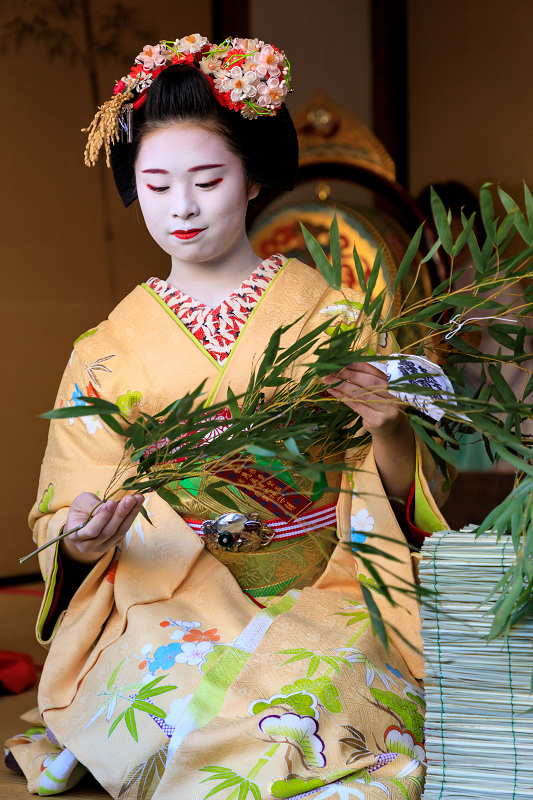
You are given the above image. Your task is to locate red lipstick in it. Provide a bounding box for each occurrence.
[172,229,204,240]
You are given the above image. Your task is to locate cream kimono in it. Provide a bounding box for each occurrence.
[12,259,449,799]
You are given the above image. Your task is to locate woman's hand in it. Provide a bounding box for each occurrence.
[323,363,415,513]
[61,492,144,565]
[323,362,406,436]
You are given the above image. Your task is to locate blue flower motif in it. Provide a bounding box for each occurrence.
[149,643,182,673]
[351,531,367,544]
[71,383,86,407]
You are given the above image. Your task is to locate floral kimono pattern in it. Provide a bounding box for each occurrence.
[9,258,449,799]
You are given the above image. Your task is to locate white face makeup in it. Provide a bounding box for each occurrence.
[135,125,258,270]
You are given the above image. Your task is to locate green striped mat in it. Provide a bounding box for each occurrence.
[419,528,533,799]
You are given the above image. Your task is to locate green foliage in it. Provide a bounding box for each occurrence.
[28,188,533,674]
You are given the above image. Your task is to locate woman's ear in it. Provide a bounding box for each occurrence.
[248,182,261,201]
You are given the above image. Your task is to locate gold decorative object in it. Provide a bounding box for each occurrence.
[294,92,396,182]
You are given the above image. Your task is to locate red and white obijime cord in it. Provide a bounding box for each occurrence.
[185,502,338,542]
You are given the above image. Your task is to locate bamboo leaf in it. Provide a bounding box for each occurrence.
[420,236,442,264]
[125,707,138,742]
[107,659,125,691]
[301,222,340,290]
[101,414,125,436]
[524,181,533,234]
[352,245,367,292]
[131,699,166,718]
[480,182,496,244]
[452,213,476,257]
[498,186,532,243]
[329,211,343,290]
[430,187,454,254]
[392,223,424,293]
[204,777,243,798]
[409,418,457,465]
[137,685,177,700]
[307,655,321,677]
[108,710,126,738]
[361,585,388,650]
[363,247,383,314]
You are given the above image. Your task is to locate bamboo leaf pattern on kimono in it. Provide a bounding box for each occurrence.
[338,725,373,765]
[108,711,126,738]
[125,707,138,742]
[118,742,168,800]
[388,777,410,799]
[107,658,125,691]
[198,767,261,800]
[276,648,354,679]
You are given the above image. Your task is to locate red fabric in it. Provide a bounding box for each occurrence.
[0,651,37,694]
[405,480,432,548]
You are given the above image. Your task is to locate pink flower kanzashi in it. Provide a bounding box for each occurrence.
[233,37,262,54]
[199,54,222,75]
[214,72,231,93]
[174,640,213,666]
[226,66,258,102]
[177,33,208,54]
[254,44,283,77]
[256,77,287,109]
[135,44,167,71]
[241,105,259,120]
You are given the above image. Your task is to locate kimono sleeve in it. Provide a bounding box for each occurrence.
[29,345,126,646]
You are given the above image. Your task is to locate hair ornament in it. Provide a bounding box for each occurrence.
[82,35,292,167]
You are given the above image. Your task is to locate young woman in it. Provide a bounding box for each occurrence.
[9,36,450,799]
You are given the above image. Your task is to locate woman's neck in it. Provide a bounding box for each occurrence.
[165,239,262,308]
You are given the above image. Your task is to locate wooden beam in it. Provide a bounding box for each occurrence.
[212,0,250,41]
[371,0,408,188]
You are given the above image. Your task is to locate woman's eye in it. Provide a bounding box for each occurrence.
[147,184,169,193]
[196,178,223,189]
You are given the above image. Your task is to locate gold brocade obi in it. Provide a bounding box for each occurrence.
[167,465,341,599]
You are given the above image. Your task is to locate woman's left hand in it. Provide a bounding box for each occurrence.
[323,361,416,514]
[323,362,406,438]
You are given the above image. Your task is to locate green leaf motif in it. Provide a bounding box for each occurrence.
[270,776,326,799]
[116,390,143,416]
[107,659,125,692]
[370,688,424,742]
[125,707,138,742]
[73,328,98,345]
[38,483,54,514]
[108,710,126,738]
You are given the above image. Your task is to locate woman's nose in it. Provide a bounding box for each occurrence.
[171,188,199,220]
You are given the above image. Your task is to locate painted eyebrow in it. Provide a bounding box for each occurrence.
[141,168,169,174]
[187,163,226,173]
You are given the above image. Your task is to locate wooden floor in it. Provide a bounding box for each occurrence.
[0,583,109,798]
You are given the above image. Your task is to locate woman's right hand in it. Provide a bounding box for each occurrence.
[61,492,144,565]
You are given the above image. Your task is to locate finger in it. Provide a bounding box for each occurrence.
[113,498,145,540]
[327,380,394,404]
[97,495,141,539]
[337,367,389,389]
[71,500,117,541]
[342,362,388,380]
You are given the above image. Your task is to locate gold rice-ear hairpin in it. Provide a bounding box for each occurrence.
[82,35,291,167]
[82,92,133,167]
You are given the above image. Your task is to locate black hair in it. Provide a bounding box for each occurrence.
[110,64,299,207]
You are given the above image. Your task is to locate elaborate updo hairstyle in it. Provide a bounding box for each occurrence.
[110,64,299,207]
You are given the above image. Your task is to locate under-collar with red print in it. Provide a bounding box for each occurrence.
[147,254,287,365]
